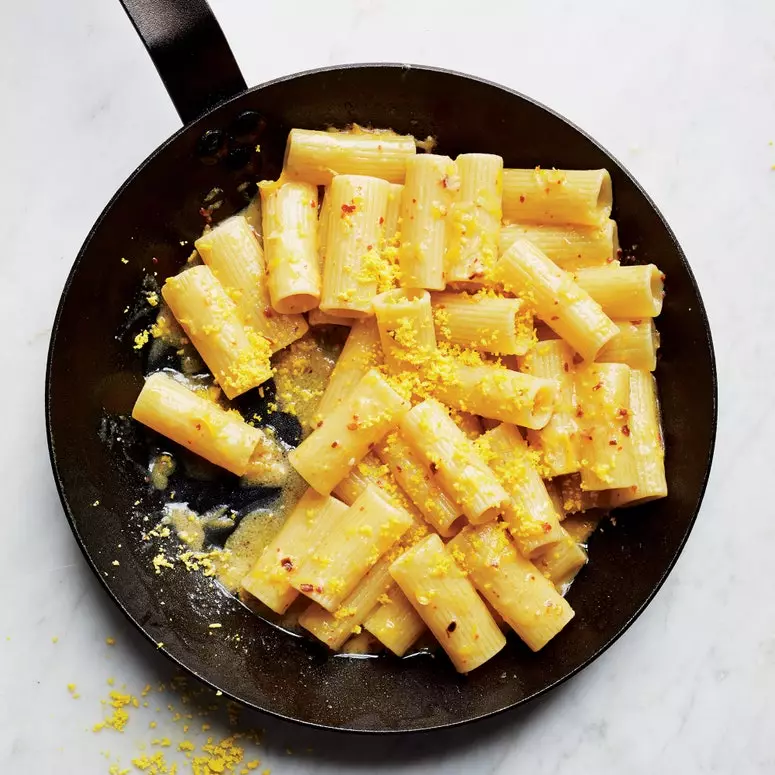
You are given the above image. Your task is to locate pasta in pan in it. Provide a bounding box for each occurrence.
[129,124,667,674]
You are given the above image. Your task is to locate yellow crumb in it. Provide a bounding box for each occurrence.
[106,637,116,646]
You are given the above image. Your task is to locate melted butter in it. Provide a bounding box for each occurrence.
[272,331,340,436]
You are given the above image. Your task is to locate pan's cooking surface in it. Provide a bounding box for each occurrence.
[46,65,716,731]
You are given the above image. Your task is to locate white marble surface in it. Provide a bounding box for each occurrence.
[1,0,773,771]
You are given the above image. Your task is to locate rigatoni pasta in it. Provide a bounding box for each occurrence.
[161,265,272,399]
[431,291,534,356]
[499,220,618,271]
[449,522,574,651]
[495,238,618,361]
[399,399,509,524]
[260,180,321,313]
[133,122,671,675]
[398,154,456,289]
[573,264,665,318]
[194,215,308,352]
[290,484,413,611]
[596,319,660,371]
[575,363,638,491]
[132,372,280,479]
[445,153,503,283]
[320,175,390,317]
[502,167,612,226]
[284,127,416,185]
[390,534,506,673]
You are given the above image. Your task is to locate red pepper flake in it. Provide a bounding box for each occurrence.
[542,522,552,533]
[316,585,324,593]
[441,176,449,188]
[331,441,339,449]
[310,201,317,208]
[280,557,293,571]
[429,462,439,474]
[609,439,618,446]
[616,408,629,419]
[341,203,356,216]
[379,216,384,225]
[632,320,642,325]
[576,408,584,418]
[316,420,324,428]
[446,621,457,634]
[622,424,631,437]
[412,198,417,204]
[300,584,314,593]
[264,306,274,318]
[592,382,603,391]
[366,244,373,251]
[519,195,526,203]
[347,422,358,431]
[396,465,403,473]
[550,315,559,321]
[151,256,159,265]
[195,423,202,431]
[563,363,570,372]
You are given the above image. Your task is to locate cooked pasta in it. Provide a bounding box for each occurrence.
[495,238,618,361]
[499,220,619,270]
[260,180,321,313]
[132,123,669,674]
[194,215,308,352]
[502,168,612,226]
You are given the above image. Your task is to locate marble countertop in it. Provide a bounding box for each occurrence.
[1,0,773,772]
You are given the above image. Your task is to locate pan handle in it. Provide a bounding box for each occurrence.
[118,0,247,125]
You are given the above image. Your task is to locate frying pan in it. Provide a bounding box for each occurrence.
[45,0,717,733]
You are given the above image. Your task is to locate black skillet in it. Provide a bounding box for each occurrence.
[45,0,717,733]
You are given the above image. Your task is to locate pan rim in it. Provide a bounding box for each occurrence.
[45,61,718,734]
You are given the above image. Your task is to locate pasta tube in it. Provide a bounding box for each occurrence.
[374,430,462,537]
[433,362,557,430]
[390,534,506,673]
[240,489,348,614]
[575,363,638,490]
[445,153,503,282]
[573,265,665,318]
[449,523,574,651]
[502,168,612,226]
[132,372,272,478]
[533,525,589,591]
[398,154,456,289]
[363,585,426,657]
[161,265,272,399]
[608,370,667,506]
[314,318,382,420]
[284,127,416,185]
[431,291,534,356]
[499,220,618,271]
[320,175,390,317]
[596,319,660,371]
[194,215,308,353]
[372,288,436,371]
[495,238,618,361]
[289,368,410,494]
[332,454,431,546]
[290,484,413,611]
[399,399,509,524]
[299,556,394,650]
[518,339,580,476]
[477,423,565,557]
[260,180,321,313]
